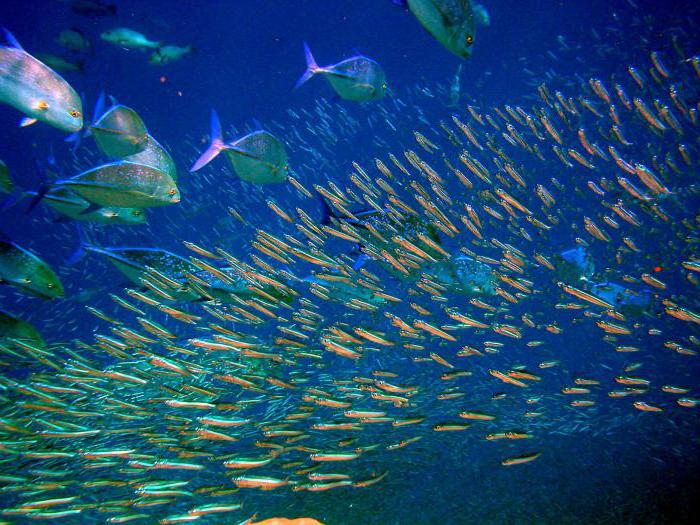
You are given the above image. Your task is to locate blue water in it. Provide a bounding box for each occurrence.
[1,1,699,524]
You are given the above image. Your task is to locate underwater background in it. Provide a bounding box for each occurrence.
[0,1,699,523]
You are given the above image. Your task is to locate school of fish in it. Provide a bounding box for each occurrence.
[0,0,699,523]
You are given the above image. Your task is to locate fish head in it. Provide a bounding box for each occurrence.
[168,187,181,204]
[26,265,65,300]
[28,88,83,132]
[36,94,83,133]
[446,29,474,58]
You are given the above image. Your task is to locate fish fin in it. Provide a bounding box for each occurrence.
[92,91,106,124]
[2,28,24,50]
[294,42,321,89]
[190,108,227,172]
[67,223,93,265]
[25,183,49,214]
[78,202,103,215]
[19,117,38,127]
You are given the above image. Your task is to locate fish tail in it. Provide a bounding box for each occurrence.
[24,187,47,214]
[190,109,227,172]
[294,42,320,89]
[67,223,93,265]
[92,91,106,125]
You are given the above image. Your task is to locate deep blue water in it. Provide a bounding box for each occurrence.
[1,1,699,524]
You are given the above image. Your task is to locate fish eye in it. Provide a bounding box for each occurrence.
[466,35,474,45]
[168,189,177,196]
[69,110,81,118]
[382,83,387,90]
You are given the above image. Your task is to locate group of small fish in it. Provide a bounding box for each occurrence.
[0,0,699,524]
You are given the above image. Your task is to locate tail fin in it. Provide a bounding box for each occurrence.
[92,91,106,126]
[25,160,51,214]
[190,109,227,172]
[294,42,321,89]
[67,223,92,265]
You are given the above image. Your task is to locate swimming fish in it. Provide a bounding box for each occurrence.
[395,0,476,58]
[0,30,83,131]
[90,99,149,157]
[124,133,177,181]
[55,161,180,209]
[149,44,194,65]
[0,238,64,299]
[191,109,289,184]
[0,309,45,347]
[295,43,387,102]
[26,187,147,225]
[100,28,162,50]
[69,0,116,17]
[34,53,84,73]
[56,28,91,54]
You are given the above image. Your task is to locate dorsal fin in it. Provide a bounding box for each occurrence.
[2,28,24,51]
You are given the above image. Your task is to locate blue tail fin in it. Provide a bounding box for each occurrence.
[190,109,227,172]
[25,161,50,214]
[294,42,320,90]
[67,223,92,265]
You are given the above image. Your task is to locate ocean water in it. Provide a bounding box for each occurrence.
[0,1,699,524]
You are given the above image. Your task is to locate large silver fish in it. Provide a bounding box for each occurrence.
[56,161,180,209]
[0,30,83,131]
[91,103,149,158]
[190,110,288,184]
[295,43,387,102]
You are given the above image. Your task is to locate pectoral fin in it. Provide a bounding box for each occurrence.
[19,117,38,127]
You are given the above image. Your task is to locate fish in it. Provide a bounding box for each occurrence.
[124,133,177,181]
[0,238,64,299]
[0,309,45,347]
[90,98,149,157]
[0,29,83,131]
[26,187,147,225]
[100,28,162,50]
[395,0,476,58]
[191,109,289,184]
[149,44,194,65]
[295,43,387,102]
[68,0,116,17]
[34,53,84,73]
[56,28,91,54]
[55,161,180,209]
